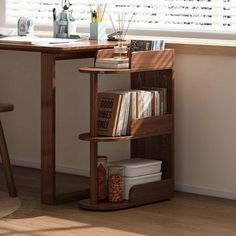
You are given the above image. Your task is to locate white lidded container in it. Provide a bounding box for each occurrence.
[111,158,162,177]
[125,172,162,200]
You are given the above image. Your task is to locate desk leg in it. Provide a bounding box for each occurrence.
[41,53,56,204]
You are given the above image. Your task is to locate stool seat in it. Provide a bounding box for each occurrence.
[0,103,14,113]
[0,103,17,197]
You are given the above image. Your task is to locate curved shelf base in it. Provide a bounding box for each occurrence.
[79,179,174,211]
[79,199,134,211]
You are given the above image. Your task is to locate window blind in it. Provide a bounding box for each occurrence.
[5,0,236,34]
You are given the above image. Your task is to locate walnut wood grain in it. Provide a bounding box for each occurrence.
[90,73,98,204]
[131,114,173,136]
[79,49,174,74]
[0,103,14,113]
[78,49,175,210]
[0,41,129,205]
[0,120,17,197]
[79,115,173,142]
[41,53,56,204]
[0,40,117,53]
[130,49,174,70]
[131,69,174,181]
[78,179,174,211]
[79,198,132,211]
[96,49,114,59]
[129,179,174,204]
[79,67,173,74]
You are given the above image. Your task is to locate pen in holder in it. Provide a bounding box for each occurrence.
[89,4,107,40]
[90,22,106,40]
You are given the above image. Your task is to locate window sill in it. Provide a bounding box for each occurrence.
[1,27,235,56]
[126,35,236,56]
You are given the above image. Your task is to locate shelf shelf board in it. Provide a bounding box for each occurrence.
[79,50,174,74]
[79,66,172,74]
[79,131,171,142]
[79,133,132,142]
[79,199,133,211]
[79,114,173,142]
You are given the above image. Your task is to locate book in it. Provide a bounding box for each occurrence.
[155,88,167,115]
[130,40,153,53]
[141,87,167,115]
[141,91,152,118]
[152,88,167,115]
[130,39,165,53]
[121,92,131,136]
[95,62,129,69]
[95,58,129,69]
[126,91,137,135]
[96,58,129,64]
[97,92,122,136]
[151,91,160,116]
[109,91,131,136]
[137,90,152,118]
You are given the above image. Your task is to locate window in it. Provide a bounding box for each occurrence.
[4,0,236,36]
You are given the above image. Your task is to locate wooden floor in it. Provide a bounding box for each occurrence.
[0,166,236,236]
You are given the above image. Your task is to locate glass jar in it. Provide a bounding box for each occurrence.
[97,156,108,200]
[108,165,124,203]
[113,41,128,59]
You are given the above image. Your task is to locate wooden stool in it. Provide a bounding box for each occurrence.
[0,103,17,197]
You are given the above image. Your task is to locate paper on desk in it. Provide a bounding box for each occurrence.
[0,36,79,45]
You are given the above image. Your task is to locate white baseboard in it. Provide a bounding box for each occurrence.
[175,183,236,200]
[11,159,90,177]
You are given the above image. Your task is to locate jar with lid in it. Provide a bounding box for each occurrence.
[108,165,124,203]
[97,156,108,200]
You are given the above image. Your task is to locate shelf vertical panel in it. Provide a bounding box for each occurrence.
[90,73,98,204]
[130,69,174,180]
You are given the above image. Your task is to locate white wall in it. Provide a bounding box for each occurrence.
[0,50,236,200]
[0,1,6,27]
[175,54,236,199]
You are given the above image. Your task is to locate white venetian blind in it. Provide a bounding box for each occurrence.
[5,0,236,34]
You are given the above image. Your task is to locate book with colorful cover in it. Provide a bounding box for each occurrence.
[97,92,122,136]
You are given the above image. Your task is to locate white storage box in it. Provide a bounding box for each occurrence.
[111,158,162,177]
[125,172,162,200]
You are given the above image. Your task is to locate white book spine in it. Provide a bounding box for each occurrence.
[142,91,152,118]
[115,95,125,136]
[155,91,160,116]
[121,92,131,136]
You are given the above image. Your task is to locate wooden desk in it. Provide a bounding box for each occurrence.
[0,40,117,204]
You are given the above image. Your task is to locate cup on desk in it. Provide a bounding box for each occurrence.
[90,22,106,40]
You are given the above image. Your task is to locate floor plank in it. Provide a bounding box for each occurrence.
[0,165,236,236]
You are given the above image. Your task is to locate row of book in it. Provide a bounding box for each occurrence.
[97,89,167,136]
[129,39,165,53]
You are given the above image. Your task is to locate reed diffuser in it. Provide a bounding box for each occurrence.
[109,13,134,58]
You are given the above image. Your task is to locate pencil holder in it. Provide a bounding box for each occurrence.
[90,22,106,40]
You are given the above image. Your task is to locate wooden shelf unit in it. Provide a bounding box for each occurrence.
[78,49,175,211]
